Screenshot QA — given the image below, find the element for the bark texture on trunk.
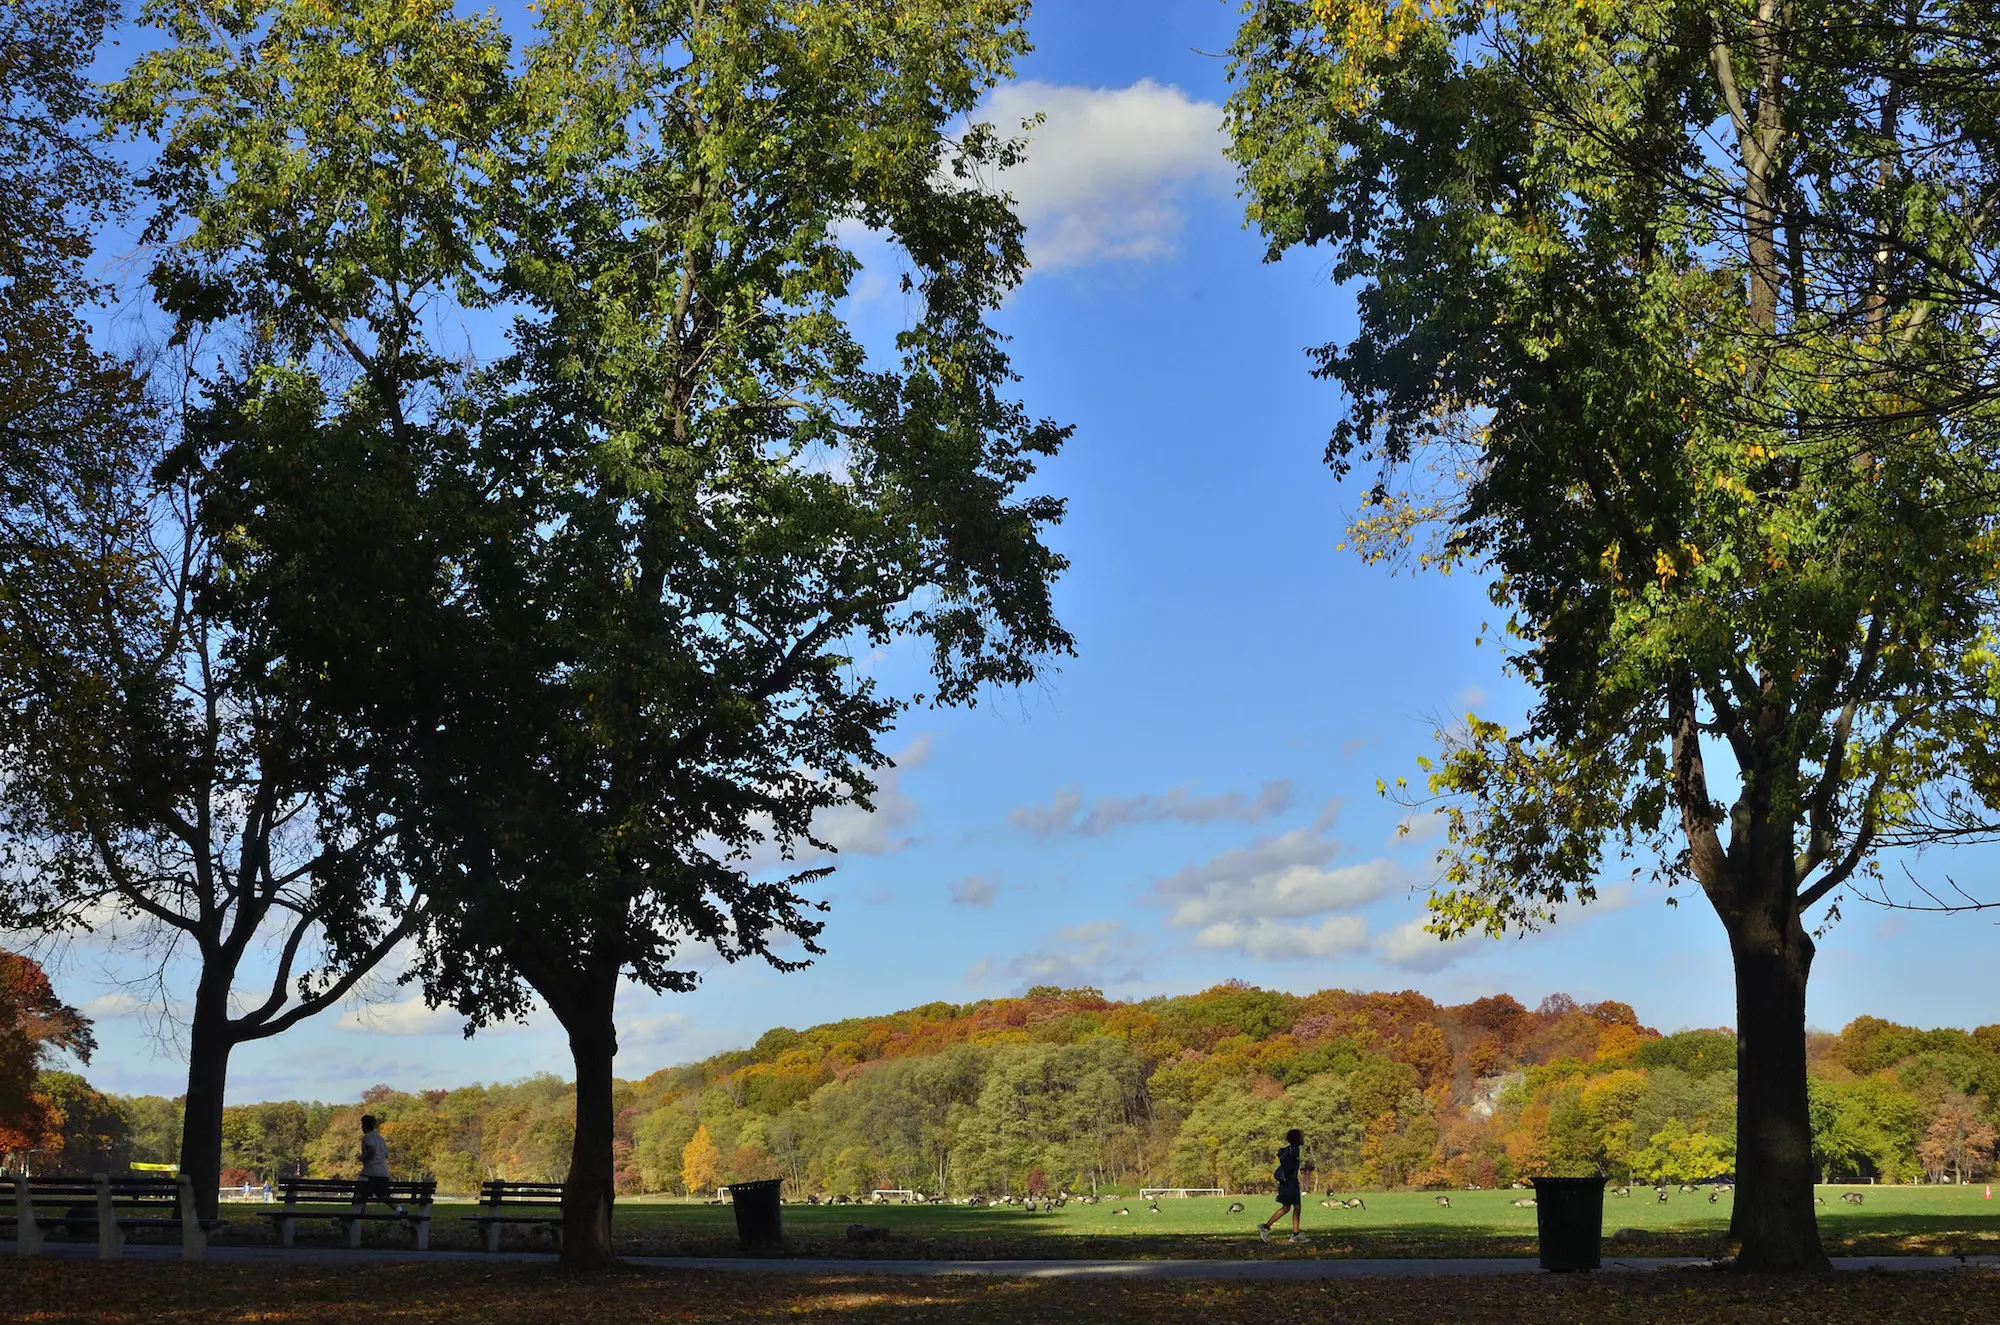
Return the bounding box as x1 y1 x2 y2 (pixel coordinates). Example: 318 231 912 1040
179 993 234 1222
1725 902 1830 1272
559 992 620 1269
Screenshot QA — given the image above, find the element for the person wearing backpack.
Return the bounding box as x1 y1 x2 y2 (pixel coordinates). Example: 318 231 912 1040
1256 1128 1312 1244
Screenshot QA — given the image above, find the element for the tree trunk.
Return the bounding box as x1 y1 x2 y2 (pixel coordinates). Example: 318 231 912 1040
179 985 235 1221
1725 903 1830 1272
558 983 620 1269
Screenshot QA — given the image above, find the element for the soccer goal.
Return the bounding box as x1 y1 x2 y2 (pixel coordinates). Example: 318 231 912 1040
869 1189 920 1202
1140 1187 1226 1199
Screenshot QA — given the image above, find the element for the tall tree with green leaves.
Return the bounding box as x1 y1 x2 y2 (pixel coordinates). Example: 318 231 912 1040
1229 0 2000 1270
17 0 522 1219
129 0 1070 1266
382 0 1069 1266
0 0 147 540
0 0 158 958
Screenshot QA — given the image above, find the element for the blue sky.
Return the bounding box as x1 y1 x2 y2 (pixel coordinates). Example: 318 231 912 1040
41 0 2000 1103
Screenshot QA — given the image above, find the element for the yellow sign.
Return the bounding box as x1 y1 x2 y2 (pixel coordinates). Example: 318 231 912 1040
130 1163 178 1173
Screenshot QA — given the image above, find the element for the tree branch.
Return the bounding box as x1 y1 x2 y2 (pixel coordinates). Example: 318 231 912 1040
232 899 427 1043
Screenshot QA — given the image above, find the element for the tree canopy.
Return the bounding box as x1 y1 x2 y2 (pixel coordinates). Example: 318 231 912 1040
1228 0 2000 1271
112 0 1071 1264
0 949 95 1158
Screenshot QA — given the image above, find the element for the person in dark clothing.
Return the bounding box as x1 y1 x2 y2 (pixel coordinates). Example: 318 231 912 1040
1248 1128 1312 1248
1258 1128 1312 1243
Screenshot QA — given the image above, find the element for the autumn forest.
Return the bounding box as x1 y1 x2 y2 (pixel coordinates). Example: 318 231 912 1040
8 967 1995 1200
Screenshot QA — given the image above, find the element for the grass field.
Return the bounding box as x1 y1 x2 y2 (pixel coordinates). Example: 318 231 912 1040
8 1259 2000 1325
179 1184 2000 1261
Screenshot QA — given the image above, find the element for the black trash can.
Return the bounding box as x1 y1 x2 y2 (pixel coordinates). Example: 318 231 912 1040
1530 1176 1607 1271
725 1179 785 1250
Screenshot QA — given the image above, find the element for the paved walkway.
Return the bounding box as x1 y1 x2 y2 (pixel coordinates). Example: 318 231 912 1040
7 1241 1997 1278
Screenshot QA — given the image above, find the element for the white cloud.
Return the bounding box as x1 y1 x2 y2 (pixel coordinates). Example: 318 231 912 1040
1455 684 1489 711
1150 826 1405 930
739 733 936 873
81 991 150 1018
1374 915 1470 972
964 920 1138 991
1055 920 1121 945
1392 810 1447 849
337 996 460 1037
949 873 1001 909
617 1013 689 1051
1009 786 1083 837
1369 883 1641 973
979 79 1229 269
1192 915 1369 961
1012 779 1292 839
811 733 934 856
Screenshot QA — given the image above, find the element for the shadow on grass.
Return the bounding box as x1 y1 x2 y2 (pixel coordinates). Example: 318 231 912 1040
7 1258 2000 1325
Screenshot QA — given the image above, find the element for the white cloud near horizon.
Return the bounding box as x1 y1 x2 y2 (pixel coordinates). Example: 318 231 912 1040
980 79 1230 269
1148 823 1407 962
1152 826 1405 929
949 873 1001 909
617 1013 690 1052
1011 779 1293 839
965 920 1140 992
1373 915 1468 972
337 996 460 1037
1373 880 1643 973
1193 915 1370 961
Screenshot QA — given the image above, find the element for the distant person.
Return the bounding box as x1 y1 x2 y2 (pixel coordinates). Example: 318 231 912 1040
356 1115 404 1216
1256 1128 1311 1243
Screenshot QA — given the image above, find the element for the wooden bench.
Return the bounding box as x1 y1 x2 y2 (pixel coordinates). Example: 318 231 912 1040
8 1173 221 1260
462 1180 564 1252
258 1177 437 1249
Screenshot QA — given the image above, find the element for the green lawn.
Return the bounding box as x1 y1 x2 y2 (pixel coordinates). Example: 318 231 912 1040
189 1184 2000 1261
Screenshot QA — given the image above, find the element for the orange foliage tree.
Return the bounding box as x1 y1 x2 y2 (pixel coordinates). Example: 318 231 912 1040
0 950 96 1163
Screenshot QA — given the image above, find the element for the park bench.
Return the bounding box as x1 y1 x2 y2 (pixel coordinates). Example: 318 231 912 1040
258 1177 437 1249
7 1173 220 1259
463 1180 564 1253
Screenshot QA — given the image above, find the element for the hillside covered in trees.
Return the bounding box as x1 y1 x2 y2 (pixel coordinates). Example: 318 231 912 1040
18 984 2000 1195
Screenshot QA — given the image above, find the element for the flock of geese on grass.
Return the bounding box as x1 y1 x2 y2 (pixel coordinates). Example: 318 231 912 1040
805 1179 1876 1219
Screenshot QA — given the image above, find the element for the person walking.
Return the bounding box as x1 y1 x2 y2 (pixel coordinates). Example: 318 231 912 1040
356 1114 405 1216
1257 1128 1311 1244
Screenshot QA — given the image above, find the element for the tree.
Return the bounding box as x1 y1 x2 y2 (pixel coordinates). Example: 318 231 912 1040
1917 1092 1996 1183
190 0 1068 1266
111 0 1065 1267
83 0 519 1220
680 1124 722 1197
0 412 434 1216
0 950 95 1162
1635 1119 1734 1185
0 0 150 563
31 1070 131 1174
1229 0 2000 1271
